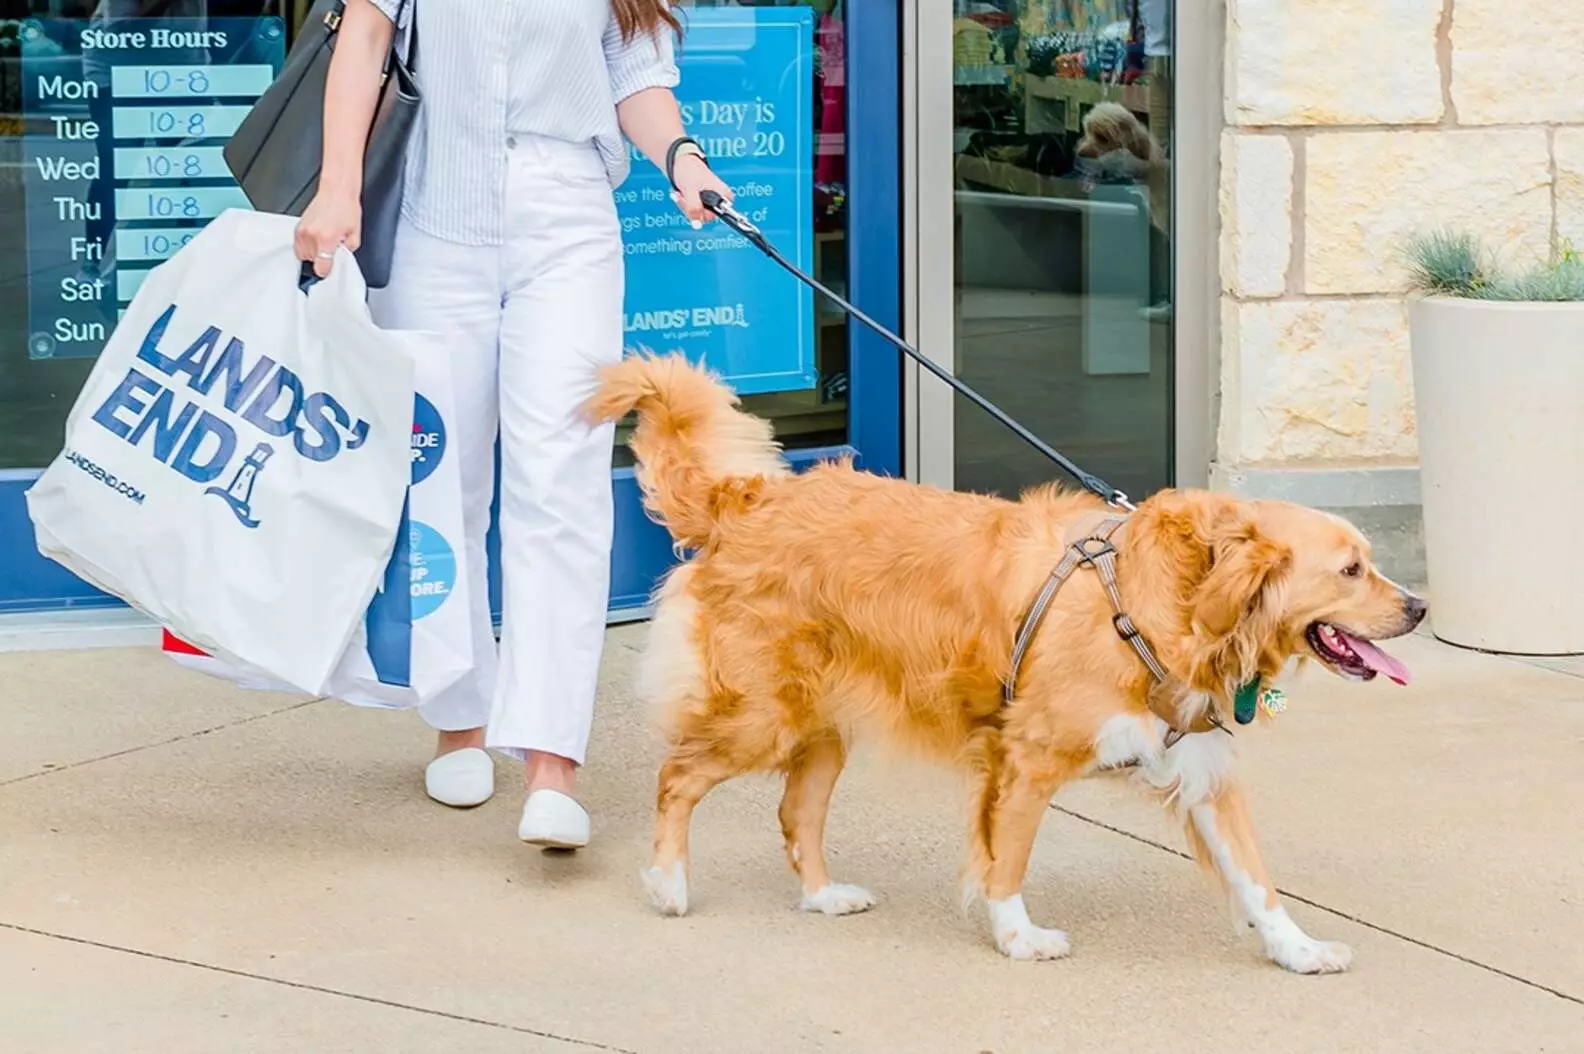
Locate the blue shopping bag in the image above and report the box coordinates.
[364,494,414,688]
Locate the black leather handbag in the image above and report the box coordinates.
[223,0,419,288]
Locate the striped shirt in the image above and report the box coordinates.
[369,0,680,245]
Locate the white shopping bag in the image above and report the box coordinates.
[160,308,474,709]
[28,209,415,696]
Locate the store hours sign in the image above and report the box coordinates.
[619,6,817,396]
[20,17,286,361]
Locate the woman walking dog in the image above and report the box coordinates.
[295,0,732,849]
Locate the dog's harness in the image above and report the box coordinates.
[1003,515,1229,747]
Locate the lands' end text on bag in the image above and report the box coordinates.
[86,301,377,530]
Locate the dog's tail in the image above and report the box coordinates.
[584,352,787,549]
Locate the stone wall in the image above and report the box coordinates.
[1214,0,1584,488]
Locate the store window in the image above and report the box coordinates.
[616,0,850,466]
[0,1,849,481]
[949,0,1172,501]
[1,2,291,476]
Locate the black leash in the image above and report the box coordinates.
[699,190,1133,510]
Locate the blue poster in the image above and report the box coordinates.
[619,7,816,396]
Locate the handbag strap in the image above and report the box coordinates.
[394,0,418,72]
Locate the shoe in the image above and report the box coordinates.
[518,788,590,850]
[424,748,495,808]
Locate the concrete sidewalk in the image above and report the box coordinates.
[2,626,1581,1053]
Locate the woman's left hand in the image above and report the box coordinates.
[671,155,733,229]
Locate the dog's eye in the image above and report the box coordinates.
[1341,562,1363,578]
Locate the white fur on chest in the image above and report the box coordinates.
[1090,713,1164,769]
[1088,710,1239,811]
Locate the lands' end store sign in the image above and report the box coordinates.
[0,2,901,622]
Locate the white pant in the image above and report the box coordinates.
[368,134,623,763]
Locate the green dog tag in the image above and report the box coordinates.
[1233,680,1288,724]
[1234,678,1261,725]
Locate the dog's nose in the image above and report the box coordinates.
[1402,591,1428,627]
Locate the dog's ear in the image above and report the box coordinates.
[1184,515,1293,696]
[1128,489,1242,591]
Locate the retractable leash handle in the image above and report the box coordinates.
[699,190,1133,510]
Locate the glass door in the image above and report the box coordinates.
[913,0,1177,501]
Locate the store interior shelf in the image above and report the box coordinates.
[1025,73,1149,111]
[956,64,1015,86]
[1023,74,1150,133]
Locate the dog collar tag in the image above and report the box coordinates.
[1259,685,1288,716]
[1233,678,1261,725]
[1233,681,1288,724]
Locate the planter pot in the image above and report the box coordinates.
[1409,297,1584,655]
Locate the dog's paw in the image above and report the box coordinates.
[642,863,689,917]
[1268,936,1353,974]
[987,895,1070,962]
[800,883,877,916]
[997,924,1071,962]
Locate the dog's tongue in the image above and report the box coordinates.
[1339,630,1412,685]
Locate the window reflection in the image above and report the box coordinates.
[951,0,1173,501]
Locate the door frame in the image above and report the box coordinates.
[904,0,1216,492]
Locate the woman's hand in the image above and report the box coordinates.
[299,0,389,278]
[295,191,362,278]
[670,154,733,229]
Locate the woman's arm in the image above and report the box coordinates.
[604,13,733,226]
[294,0,395,276]
[617,88,734,227]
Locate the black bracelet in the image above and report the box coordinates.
[664,136,708,191]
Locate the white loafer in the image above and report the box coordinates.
[424,748,495,808]
[518,789,589,850]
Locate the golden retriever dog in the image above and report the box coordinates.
[586,353,1426,974]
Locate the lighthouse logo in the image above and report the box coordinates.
[204,441,274,529]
